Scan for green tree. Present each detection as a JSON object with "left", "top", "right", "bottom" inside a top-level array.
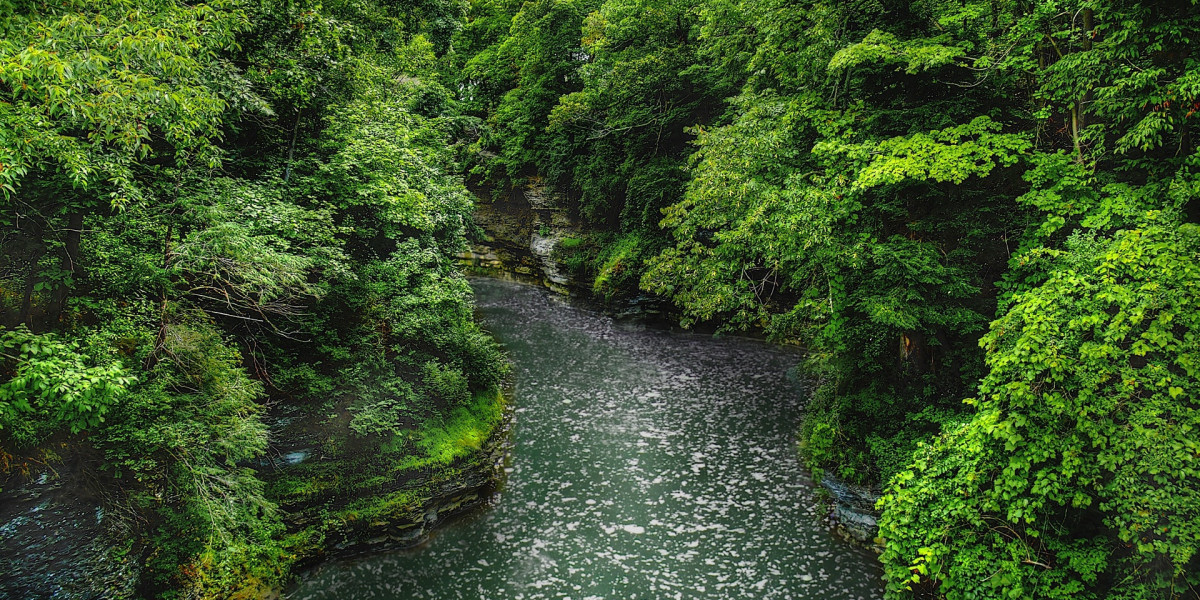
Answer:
[
  {"left": 880, "top": 221, "right": 1200, "bottom": 599},
  {"left": 0, "top": 0, "right": 247, "bottom": 201},
  {"left": 1, "top": 0, "right": 509, "bottom": 595}
]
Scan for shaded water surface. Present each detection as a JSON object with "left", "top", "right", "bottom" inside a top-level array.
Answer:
[{"left": 291, "top": 278, "right": 882, "bottom": 599}]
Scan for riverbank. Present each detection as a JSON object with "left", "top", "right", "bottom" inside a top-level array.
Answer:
[
  {"left": 262, "top": 389, "right": 511, "bottom": 568},
  {"left": 0, "top": 389, "right": 512, "bottom": 599}
]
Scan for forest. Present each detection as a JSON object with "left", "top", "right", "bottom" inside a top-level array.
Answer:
[{"left": 0, "top": 0, "right": 1197, "bottom": 598}]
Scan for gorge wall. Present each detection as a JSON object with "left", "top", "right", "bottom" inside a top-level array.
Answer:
[{"left": 458, "top": 179, "right": 582, "bottom": 296}]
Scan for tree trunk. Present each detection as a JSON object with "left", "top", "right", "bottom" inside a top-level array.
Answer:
[
  {"left": 47, "top": 210, "right": 84, "bottom": 325},
  {"left": 18, "top": 247, "right": 44, "bottom": 329},
  {"left": 901, "top": 331, "right": 931, "bottom": 375},
  {"left": 283, "top": 109, "right": 302, "bottom": 183},
  {"left": 1073, "top": 8, "right": 1095, "bottom": 158},
  {"left": 146, "top": 223, "right": 175, "bottom": 369}
]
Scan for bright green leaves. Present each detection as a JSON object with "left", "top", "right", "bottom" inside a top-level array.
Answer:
[
  {"left": 1016, "top": 151, "right": 1099, "bottom": 239},
  {"left": 880, "top": 221, "right": 1200, "bottom": 599},
  {"left": 0, "top": 0, "right": 250, "bottom": 205},
  {"left": 317, "top": 62, "right": 473, "bottom": 246},
  {"left": 0, "top": 326, "right": 132, "bottom": 440},
  {"left": 829, "top": 29, "right": 969, "bottom": 75},
  {"left": 850, "top": 117, "right": 1031, "bottom": 189},
  {"left": 644, "top": 94, "right": 834, "bottom": 330}
]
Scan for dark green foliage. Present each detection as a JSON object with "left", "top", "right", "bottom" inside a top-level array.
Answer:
[
  {"left": 313, "top": 240, "right": 504, "bottom": 436},
  {"left": 456, "top": 0, "right": 733, "bottom": 300},
  {"left": 471, "top": 0, "right": 600, "bottom": 183},
  {"left": 100, "top": 320, "right": 280, "bottom": 598}
]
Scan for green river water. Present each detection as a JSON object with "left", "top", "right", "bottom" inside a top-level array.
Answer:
[{"left": 290, "top": 278, "right": 883, "bottom": 599}]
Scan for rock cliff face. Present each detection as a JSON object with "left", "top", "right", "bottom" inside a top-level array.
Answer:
[
  {"left": 265, "top": 405, "right": 512, "bottom": 567},
  {"left": 459, "top": 179, "right": 581, "bottom": 295},
  {"left": 820, "top": 474, "right": 882, "bottom": 550}
]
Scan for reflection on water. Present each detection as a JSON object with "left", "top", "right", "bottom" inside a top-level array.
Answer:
[{"left": 290, "top": 278, "right": 882, "bottom": 600}]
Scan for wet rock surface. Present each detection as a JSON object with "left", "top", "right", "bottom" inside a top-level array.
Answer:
[
  {"left": 313, "top": 428, "right": 510, "bottom": 561},
  {"left": 259, "top": 401, "right": 513, "bottom": 570},
  {"left": 820, "top": 475, "right": 882, "bottom": 548},
  {"left": 458, "top": 180, "right": 582, "bottom": 295}
]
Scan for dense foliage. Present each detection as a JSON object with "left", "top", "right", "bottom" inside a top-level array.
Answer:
[
  {"left": 1, "top": 0, "right": 504, "bottom": 596},
  {"left": 881, "top": 221, "right": 1200, "bottom": 598},
  {"left": 453, "top": 0, "right": 1199, "bottom": 596},
  {"left": 3, "top": 0, "right": 1198, "bottom": 597}
]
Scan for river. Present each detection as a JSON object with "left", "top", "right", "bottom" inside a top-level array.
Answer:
[{"left": 289, "top": 278, "right": 883, "bottom": 599}]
